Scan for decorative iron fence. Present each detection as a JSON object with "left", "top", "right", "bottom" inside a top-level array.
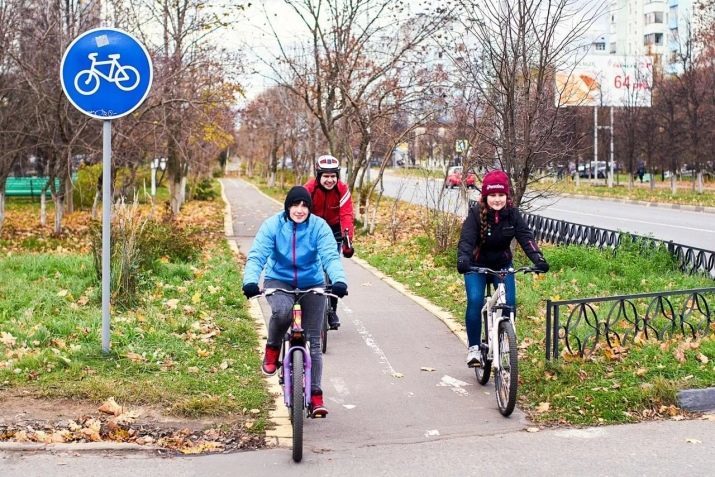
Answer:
[
  {"left": 523, "top": 213, "right": 715, "bottom": 279},
  {"left": 545, "top": 288, "right": 715, "bottom": 360}
]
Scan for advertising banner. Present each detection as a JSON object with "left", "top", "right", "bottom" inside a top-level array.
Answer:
[{"left": 555, "top": 55, "right": 652, "bottom": 107}]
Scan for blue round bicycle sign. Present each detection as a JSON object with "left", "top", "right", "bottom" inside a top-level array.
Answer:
[{"left": 61, "top": 27, "right": 153, "bottom": 120}]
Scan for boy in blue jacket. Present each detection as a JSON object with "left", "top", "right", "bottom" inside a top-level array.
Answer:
[{"left": 242, "top": 186, "right": 348, "bottom": 417}]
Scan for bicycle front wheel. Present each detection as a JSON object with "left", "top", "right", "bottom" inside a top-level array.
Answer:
[
  {"left": 495, "top": 320, "right": 518, "bottom": 416},
  {"left": 291, "top": 350, "right": 305, "bottom": 462},
  {"left": 475, "top": 310, "right": 491, "bottom": 385}
]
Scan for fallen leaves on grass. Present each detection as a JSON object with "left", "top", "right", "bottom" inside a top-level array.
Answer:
[{"left": 0, "top": 401, "right": 264, "bottom": 454}]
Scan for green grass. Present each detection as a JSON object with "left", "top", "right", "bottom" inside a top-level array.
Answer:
[{"left": 0, "top": 242, "right": 270, "bottom": 429}]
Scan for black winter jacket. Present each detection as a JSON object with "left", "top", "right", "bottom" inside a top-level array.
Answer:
[{"left": 457, "top": 204, "right": 544, "bottom": 270}]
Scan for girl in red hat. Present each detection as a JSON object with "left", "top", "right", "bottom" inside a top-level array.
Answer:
[{"left": 456, "top": 170, "right": 549, "bottom": 367}]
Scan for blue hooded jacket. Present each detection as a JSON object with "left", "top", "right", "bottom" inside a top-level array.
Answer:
[{"left": 243, "top": 211, "right": 346, "bottom": 288}]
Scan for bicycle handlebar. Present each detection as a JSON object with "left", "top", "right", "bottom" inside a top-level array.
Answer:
[
  {"left": 467, "top": 266, "right": 541, "bottom": 277},
  {"left": 257, "top": 287, "right": 343, "bottom": 299}
]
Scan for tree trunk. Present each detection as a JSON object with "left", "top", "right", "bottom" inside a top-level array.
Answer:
[
  {"left": 169, "top": 177, "right": 182, "bottom": 215},
  {"left": 0, "top": 192, "right": 5, "bottom": 235},
  {"left": 65, "top": 149, "right": 74, "bottom": 213},
  {"left": 53, "top": 195, "right": 64, "bottom": 235},
  {"left": 40, "top": 193, "right": 47, "bottom": 226},
  {"left": 91, "top": 190, "right": 100, "bottom": 219},
  {"left": 65, "top": 176, "right": 74, "bottom": 214}
]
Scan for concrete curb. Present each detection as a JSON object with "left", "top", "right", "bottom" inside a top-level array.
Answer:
[
  {"left": 559, "top": 193, "right": 715, "bottom": 214},
  {"left": 219, "top": 181, "right": 291, "bottom": 449},
  {"left": 0, "top": 442, "right": 159, "bottom": 453}
]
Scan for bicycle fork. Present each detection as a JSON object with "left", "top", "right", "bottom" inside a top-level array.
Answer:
[{"left": 282, "top": 303, "right": 312, "bottom": 408}]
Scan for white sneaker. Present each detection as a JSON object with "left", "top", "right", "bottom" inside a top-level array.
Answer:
[{"left": 466, "top": 345, "right": 481, "bottom": 367}]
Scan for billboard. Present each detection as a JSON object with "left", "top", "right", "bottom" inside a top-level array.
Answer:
[{"left": 555, "top": 55, "right": 653, "bottom": 107}]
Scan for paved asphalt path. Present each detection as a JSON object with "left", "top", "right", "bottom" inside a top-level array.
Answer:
[{"left": 1, "top": 177, "right": 713, "bottom": 476}]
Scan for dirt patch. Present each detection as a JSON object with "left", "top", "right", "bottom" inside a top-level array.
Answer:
[{"left": 0, "top": 391, "right": 266, "bottom": 454}]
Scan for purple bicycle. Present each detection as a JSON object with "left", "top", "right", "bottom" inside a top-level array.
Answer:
[{"left": 260, "top": 287, "right": 336, "bottom": 462}]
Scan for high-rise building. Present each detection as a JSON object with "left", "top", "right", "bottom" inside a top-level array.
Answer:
[{"left": 607, "top": 0, "right": 704, "bottom": 73}]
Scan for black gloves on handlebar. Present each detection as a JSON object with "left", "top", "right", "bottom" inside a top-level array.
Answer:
[
  {"left": 342, "top": 244, "right": 354, "bottom": 258},
  {"left": 242, "top": 283, "right": 260, "bottom": 299},
  {"left": 331, "top": 281, "right": 348, "bottom": 298},
  {"left": 457, "top": 258, "right": 471, "bottom": 274},
  {"left": 533, "top": 260, "right": 550, "bottom": 273}
]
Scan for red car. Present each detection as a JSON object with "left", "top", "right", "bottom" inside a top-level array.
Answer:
[{"left": 444, "top": 166, "right": 477, "bottom": 189}]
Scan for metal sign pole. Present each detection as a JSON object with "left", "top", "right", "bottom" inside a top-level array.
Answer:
[{"left": 102, "top": 120, "right": 112, "bottom": 353}]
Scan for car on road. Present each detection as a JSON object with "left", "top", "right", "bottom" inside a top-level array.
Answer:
[
  {"left": 573, "top": 161, "right": 607, "bottom": 179},
  {"left": 444, "top": 166, "right": 477, "bottom": 189}
]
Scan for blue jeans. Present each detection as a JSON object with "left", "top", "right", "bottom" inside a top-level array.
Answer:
[{"left": 464, "top": 268, "right": 516, "bottom": 347}]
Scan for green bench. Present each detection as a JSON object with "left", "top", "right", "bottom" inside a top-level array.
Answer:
[{"left": 4, "top": 177, "right": 61, "bottom": 197}]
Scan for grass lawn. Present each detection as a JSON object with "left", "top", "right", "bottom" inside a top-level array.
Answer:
[{"left": 0, "top": 194, "right": 271, "bottom": 451}]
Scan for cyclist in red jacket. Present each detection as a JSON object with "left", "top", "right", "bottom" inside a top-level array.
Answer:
[{"left": 304, "top": 154, "right": 355, "bottom": 330}]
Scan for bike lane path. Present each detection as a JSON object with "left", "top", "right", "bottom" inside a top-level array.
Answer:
[{"left": 221, "top": 178, "right": 528, "bottom": 454}]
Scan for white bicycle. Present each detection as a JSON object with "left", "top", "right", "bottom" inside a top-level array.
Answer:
[
  {"left": 74, "top": 53, "right": 140, "bottom": 95},
  {"left": 469, "top": 266, "right": 539, "bottom": 416}
]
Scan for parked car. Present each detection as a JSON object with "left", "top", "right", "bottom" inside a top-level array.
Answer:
[
  {"left": 444, "top": 166, "right": 477, "bottom": 189},
  {"left": 573, "top": 161, "right": 607, "bottom": 179}
]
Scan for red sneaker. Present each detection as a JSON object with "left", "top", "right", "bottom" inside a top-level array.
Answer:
[
  {"left": 262, "top": 346, "right": 280, "bottom": 376},
  {"left": 310, "top": 391, "right": 328, "bottom": 418}
]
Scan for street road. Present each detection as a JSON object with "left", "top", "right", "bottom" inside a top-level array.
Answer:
[{"left": 376, "top": 172, "right": 715, "bottom": 251}]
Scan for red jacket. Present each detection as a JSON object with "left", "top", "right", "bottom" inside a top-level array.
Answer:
[{"left": 304, "top": 178, "right": 354, "bottom": 240}]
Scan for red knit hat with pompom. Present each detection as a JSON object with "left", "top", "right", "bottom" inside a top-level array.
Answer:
[{"left": 481, "top": 170, "right": 510, "bottom": 196}]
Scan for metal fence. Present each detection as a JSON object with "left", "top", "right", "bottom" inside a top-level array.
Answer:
[
  {"left": 523, "top": 213, "right": 715, "bottom": 279},
  {"left": 545, "top": 288, "right": 715, "bottom": 360}
]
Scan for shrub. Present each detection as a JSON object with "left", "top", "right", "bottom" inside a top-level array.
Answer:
[
  {"left": 138, "top": 220, "right": 198, "bottom": 267},
  {"left": 191, "top": 178, "right": 219, "bottom": 201},
  {"left": 72, "top": 164, "right": 102, "bottom": 209}
]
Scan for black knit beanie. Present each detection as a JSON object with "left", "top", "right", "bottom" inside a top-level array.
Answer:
[{"left": 284, "top": 186, "right": 313, "bottom": 215}]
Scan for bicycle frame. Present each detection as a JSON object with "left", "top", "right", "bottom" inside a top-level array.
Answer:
[
  {"left": 86, "top": 53, "right": 122, "bottom": 82},
  {"left": 481, "top": 278, "right": 514, "bottom": 369}
]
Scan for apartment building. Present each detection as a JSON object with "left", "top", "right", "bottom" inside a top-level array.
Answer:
[{"left": 607, "top": 0, "right": 702, "bottom": 73}]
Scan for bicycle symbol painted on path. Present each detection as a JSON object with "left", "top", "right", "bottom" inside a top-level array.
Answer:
[{"left": 74, "top": 52, "right": 140, "bottom": 95}]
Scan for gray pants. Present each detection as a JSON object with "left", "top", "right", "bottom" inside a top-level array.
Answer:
[{"left": 264, "top": 279, "right": 326, "bottom": 394}]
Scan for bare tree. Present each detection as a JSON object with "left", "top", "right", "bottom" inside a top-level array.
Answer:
[
  {"left": 451, "top": 0, "right": 605, "bottom": 207},
  {"left": 259, "top": 0, "right": 452, "bottom": 185}
]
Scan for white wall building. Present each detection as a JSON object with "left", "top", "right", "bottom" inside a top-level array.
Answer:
[{"left": 607, "top": 0, "right": 703, "bottom": 73}]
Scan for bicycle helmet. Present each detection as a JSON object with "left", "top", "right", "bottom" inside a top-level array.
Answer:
[{"left": 315, "top": 154, "right": 340, "bottom": 178}]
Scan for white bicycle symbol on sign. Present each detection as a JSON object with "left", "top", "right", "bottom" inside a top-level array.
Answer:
[{"left": 74, "top": 52, "right": 140, "bottom": 95}]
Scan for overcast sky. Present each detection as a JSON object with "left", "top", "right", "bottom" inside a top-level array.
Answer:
[{"left": 228, "top": 0, "right": 611, "bottom": 102}]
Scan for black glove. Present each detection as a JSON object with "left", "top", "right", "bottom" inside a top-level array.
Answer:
[
  {"left": 342, "top": 244, "right": 354, "bottom": 258},
  {"left": 457, "top": 258, "right": 471, "bottom": 274},
  {"left": 533, "top": 260, "right": 549, "bottom": 273},
  {"left": 242, "top": 283, "right": 260, "bottom": 299},
  {"left": 331, "top": 281, "right": 348, "bottom": 298}
]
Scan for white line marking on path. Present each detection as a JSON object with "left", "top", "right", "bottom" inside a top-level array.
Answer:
[
  {"left": 437, "top": 375, "right": 472, "bottom": 396},
  {"left": 347, "top": 306, "right": 401, "bottom": 377}
]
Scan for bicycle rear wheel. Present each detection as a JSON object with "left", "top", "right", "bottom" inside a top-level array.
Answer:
[
  {"left": 475, "top": 310, "right": 492, "bottom": 385},
  {"left": 291, "top": 350, "right": 305, "bottom": 462},
  {"left": 495, "top": 320, "right": 518, "bottom": 416}
]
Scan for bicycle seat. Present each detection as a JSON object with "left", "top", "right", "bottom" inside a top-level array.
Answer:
[{"left": 108, "top": 53, "right": 121, "bottom": 59}]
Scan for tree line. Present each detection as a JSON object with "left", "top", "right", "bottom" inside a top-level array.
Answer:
[
  {"left": 236, "top": 0, "right": 715, "bottom": 227},
  {"left": 0, "top": 0, "right": 246, "bottom": 234}
]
